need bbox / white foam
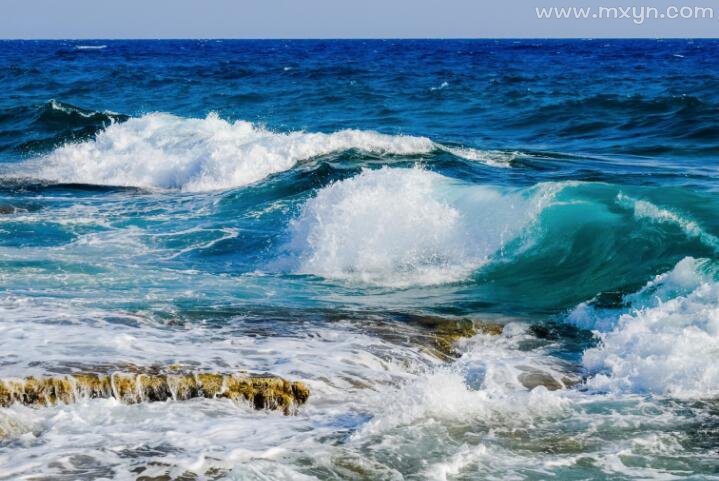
[617,194,719,252]
[430,81,449,91]
[0,291,708,479]
[438,145,517,167]
[284,167,548,287]
[423,444,488,481]
[0,293,442,479]
[574,257,719,398]
[13,113,510,192]
[355,326,571,437]
[0,406,40,439]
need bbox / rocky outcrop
[0,371,310,415]
[401,315,503,357]
[429,318,503,355]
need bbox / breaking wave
[569,256,719,398]
[9,113,510,192]
[0,101,128,154]
[284,167,552,287]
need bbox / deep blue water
[3,40,719,159]
[1,40,719,480]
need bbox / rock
[518,370,564,391]
[0,204,16,215]
[409,315,504,357]
[0,371,310,415]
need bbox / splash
[354,322,573,438]
[284,167,549,287]
[570,257,719,398]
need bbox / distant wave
[542,93,706,117]
[40,100,127,126]
[4,101,129,154]
[8,112,511,191]
[76,45,107,50]
[510,92,718,148]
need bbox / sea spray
[569,257,719,397]
[284,167,549,286]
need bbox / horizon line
[1,36,717,41]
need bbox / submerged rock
[0,371,310,414]
[517,367,580,391]
[518,370,565,391]
[407,315,504,357]
[0,204,16,214]
[337,313,504,361]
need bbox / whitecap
[431,81,449,91]
[10,113,511,192]
[570,256,719,398]
[283,167,553,287]
[438,145,517,167]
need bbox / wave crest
[284,167,548,287]
[13,113,508,192]
[617,193,719,253]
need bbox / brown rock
[0,371,309,415]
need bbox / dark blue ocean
[1,40,718,480]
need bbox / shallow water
[0,39,718,480]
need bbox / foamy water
[2,278,714,480]
[569,257,719,398]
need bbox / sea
[0,39,718,480]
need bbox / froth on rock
[415,316,505,357]
[0,371,310,415]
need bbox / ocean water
[0,39,718,480]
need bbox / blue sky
[1,0,716,38]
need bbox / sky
[0,0,717,38]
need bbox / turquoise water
[0,40,718,480]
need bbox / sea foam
[18,113,508,192]
[355,323,573,442]
[285,167,549,287]
[570,257,719,398]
